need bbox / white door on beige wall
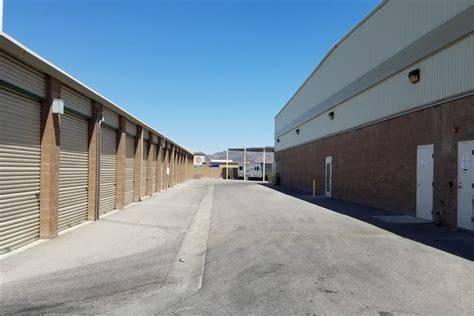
[457,141,474,230]
[416,144,434,221]
[325,156,332,197]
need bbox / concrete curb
[113,184,215,314]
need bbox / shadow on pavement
[261,184,474,261]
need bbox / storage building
[274,0,474,230]
[0,32,195,254]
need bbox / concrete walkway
[0,180,210,314]
[1,179,473,315]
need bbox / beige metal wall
[0,52,45,98]
[61,86,91,117]
[102,107,119,129]
[276,34,474,151]
[276,0,473,129]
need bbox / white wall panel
[276,0,474,128]
[276,35,474,151]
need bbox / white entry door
[325,156,332,197]
[416,144,434,221]
[457,141,474,230]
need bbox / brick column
[185,154,188,180]
[87,102,99,221]
[115,116,126,209]
[165,144,170,189]
[133,126,143,201]
[146,140,153,196]
[176,150,180,184]
[156,138,163,192]
[39,75,60,239]
[180,152,184,183]
[171,145,176,187]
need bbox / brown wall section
[275,95,474,227]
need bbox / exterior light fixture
[52,99,64,114]
[328,111,335,120]
[277,138,280,143]
[408,69,420,84]
[296,129,300,135]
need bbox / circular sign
[195,157,202,163]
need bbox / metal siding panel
[0,89,41,254]
[61,85,91,117]
[276,0,474,129]
[102,107,119,129]
[126,121,137,136]
[141,140,148,197]
[143,130,149,141]
[276,35,474,151]
[125,135,135,205]
[99,126,117,215]
[58,113,89,231]
[0,52,45,98]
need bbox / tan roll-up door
[58,112,89,231]
[0,89,41,254]
[125,135,135,206]
[141,140,148,197]
[99,126,117,215]
[152,144,157,193]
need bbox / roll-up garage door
[99,126,117,215]
[125,135,135,206]
[0,90,41,254]
[152,145,157,193]
[141,140,148,197]
[58,112,89,231]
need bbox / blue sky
[4,0,378,154]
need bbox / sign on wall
[194,155,205,166]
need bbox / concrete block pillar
[39,75,61,239]
[133,126,143,201]
[177,150,181,184]
[87,102,100,221]
[156,138,163,192]
[146,140,153,196]
[115,116,126,209]
[164,144,170,189]
[170,145,175,187]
